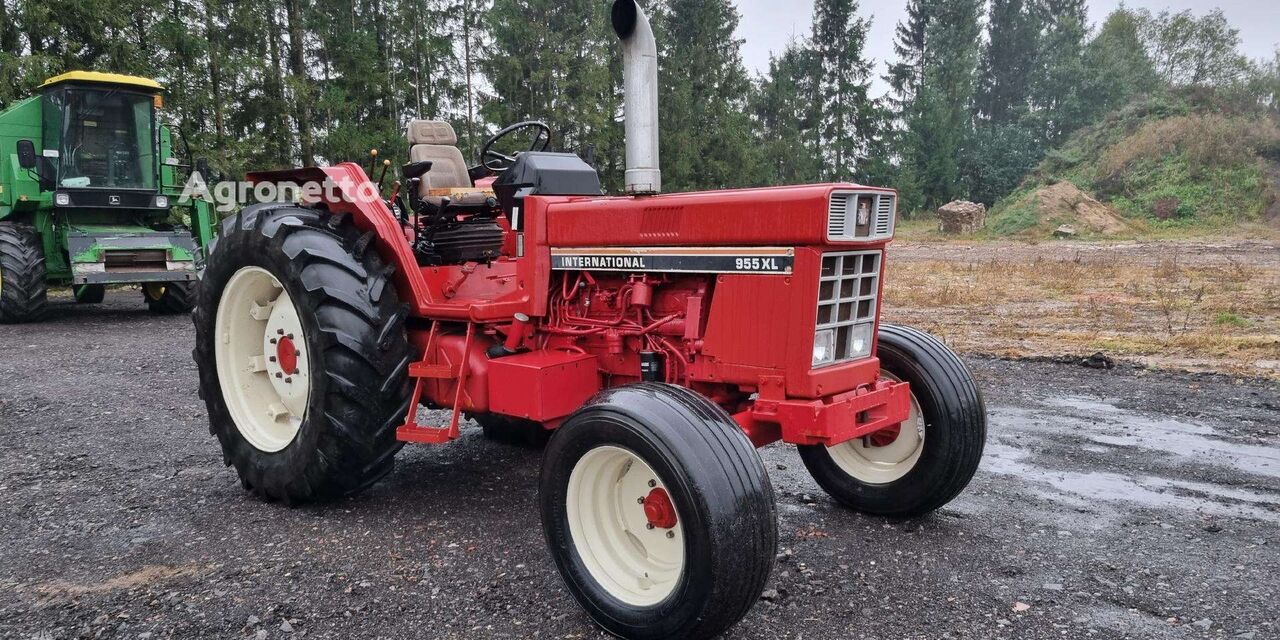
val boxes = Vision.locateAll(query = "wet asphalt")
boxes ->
[0,294,1277,639]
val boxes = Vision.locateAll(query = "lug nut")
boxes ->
[285,377,293,384]
[287,333,294,340]
[293,369,300,375]
[666,531,675,539]
[647,479,657,488]
[275,372,283,379]
[269,356,277,362]
[270,338,277,344]
[646,523,654,530]
[277,329,285,335]
[295,350,301,357]
[637,497,645,504]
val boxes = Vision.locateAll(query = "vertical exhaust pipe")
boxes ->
[611,0,661,195]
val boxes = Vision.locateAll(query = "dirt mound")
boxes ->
[1021,182,1129,235]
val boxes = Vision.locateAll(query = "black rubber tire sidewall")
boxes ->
[146,281,194,314]
[0,222,48,323]
[540,384,777,640]
[797,324,986,518]
[193,204,411,503]
[74,284,106,304]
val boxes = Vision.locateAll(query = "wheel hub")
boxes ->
[642,488,678,529]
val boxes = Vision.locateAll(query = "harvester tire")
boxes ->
[797,324,986,518]
[74,284,106,304]
[0,222,48,324]
[144,281,194,314]
[540,383,777,640]
[475,413,551,448]
[193,204,412,504]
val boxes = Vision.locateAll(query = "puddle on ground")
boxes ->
[983,442,1280,524]
[995,396,1279,479]
[981,396,1280,524]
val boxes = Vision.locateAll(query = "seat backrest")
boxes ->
[407,120,471,195]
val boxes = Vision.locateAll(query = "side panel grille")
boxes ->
[827,191,896,241]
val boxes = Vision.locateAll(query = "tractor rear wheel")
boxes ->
[0,222,48,324]
[74,284,106,304]
[475,413,551,448]
[540,383,777,640]
[797,324,985,518]
[193,204,412,503]
[144,281,194,314]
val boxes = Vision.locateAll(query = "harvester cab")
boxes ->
[193,1,987,638]
[0,71,217,322]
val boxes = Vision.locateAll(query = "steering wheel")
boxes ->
[480,121,551,172]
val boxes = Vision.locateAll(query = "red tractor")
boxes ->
[193,2,985,637]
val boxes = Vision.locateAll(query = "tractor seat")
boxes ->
[407,120,490,206]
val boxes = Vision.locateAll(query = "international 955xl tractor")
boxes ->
[0,71,216,323]
[193,2,986,637]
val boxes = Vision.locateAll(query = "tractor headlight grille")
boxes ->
[813,250,880,368]
[827,191,896,242]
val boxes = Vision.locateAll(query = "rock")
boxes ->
[1013,602,1032,612]
[280,619,294,632]
[1192,619,1213,629]
[1043,583,1064,591]
[247,615,260,627]
[1053,224,1077,238]
[937,200,987,234]
[760,589,780,601]
[1081,352,1115,370]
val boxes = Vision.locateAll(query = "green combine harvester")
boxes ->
[0,71,216,323]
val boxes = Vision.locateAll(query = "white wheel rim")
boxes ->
[566,445,685,607]
[214,266,311,453]
[827,372,925,484]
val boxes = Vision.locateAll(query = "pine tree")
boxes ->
[884,0,929,117]
[912,0,982,208]
[811,0,878,182]
[1029,0,1089,143]
[657,0,760,191]
[976,0,1040,124]
[1080,9,1160,119]
[751,42,821,185]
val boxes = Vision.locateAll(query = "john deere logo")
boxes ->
[109,195,121,205]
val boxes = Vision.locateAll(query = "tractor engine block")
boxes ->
[540,272,710,387]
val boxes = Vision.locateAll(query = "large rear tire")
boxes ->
[797,324,985,518]
[193,204,412,503]
[145,281,194,314]
[0,222,48,324]
[540,383,777,640]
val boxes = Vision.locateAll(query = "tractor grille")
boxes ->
[827,192,896,241]
[814,250,881,366]
[104,249,169,272]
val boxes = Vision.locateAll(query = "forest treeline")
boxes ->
[1,0,1277,212]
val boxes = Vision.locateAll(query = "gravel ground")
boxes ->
[1,294,1277,640]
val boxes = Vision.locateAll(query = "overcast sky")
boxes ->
[734,0,1280,96]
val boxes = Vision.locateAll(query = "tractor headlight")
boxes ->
[812,329,836,367]
[154,195,170,209]
[847,322,874,360]
[55,192,70,206]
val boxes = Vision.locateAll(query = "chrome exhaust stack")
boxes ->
[611,0,661,195]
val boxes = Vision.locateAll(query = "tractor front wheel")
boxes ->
[74,284,106,304]
[797,324,986,518]
[0,222,48,324]
[540,383,777,640]
[144,282,194,314]
[193,204,412,503]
